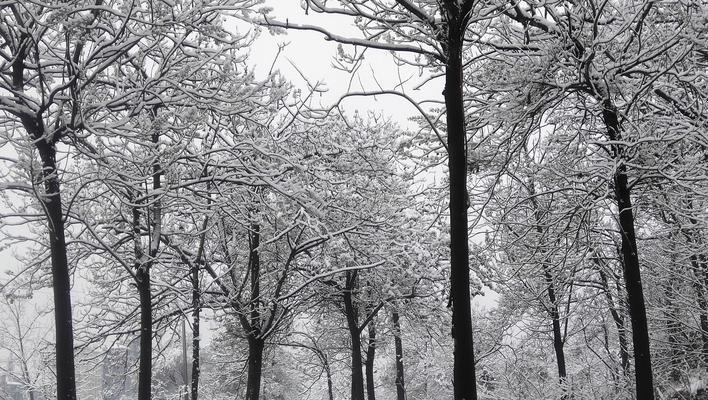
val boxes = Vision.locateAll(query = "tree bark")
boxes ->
[698,253,708,368]
[392,309,406,400]
[664,278,682,381]
[598,269,630,375]
[443,8,478,400]
[137,269,152,400]
[245,337,265,400]
[365,320,376,400]
[528,177,567,387]
[137,124,162,400]
[602,100,655,400]
[35,138,77,400]
[190,188,212,400]
[325,360,335,400]
[191,263,200,400]
[682,208,708,368]
[690,254,708,367]
[544,269,567,383]
[697,289,708,367]
[11,26,78,399]
[344,271,365,400]
[245,220,264,400]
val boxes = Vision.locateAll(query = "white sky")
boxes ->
[241,1,444,128]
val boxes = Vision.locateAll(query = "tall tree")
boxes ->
[391,306,406,400]
[467,1,706,396]
[63,4,266,397]
[262,2,489,396]
[0,2,148,397]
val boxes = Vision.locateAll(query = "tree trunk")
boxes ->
[544,269,567,383]
[617,311,630,377]
[365,320,376,400]
[36,141,77,400]
[664,279,682,382]
[344,271,365,400]
[443,10,478,400]
[528,177,567,388]
[22,358,35,400]
[602,100,654,400]
[137,123,161,400]
[698,290,708,367]
[245,220,264,400]
[682,208,708,369]
[325,361,335,400]
[698,254,708,369]
[137,269,152,400]
[190,210,210,400]
[598,269,630,375]
[690,255,708,367]
[392,309,406,400]
[12,300,37,400]
[245,337,264,400]
[191,264,200,400]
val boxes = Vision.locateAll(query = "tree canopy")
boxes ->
[1,1,707,400]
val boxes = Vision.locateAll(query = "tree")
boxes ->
[391,306,406,400]
[261,2,492,397]
[465,1,707,396]
[0,295,54,400]
[0,2,148,397]
[60,3,272,398]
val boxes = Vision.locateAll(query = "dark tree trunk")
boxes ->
[35,141,77,400]
[698,254,708,368]
[690,255,708,367]
[598,269,630,375]
[137,269,152,400]
[246,337,264,400]
[392,309,406,400]
[365,320,376,400]
[310,343,334,400]
[664,279,682,381]
[191,264,200,400]
[326,362,335,400]
[136,124,161,400]
[698,302,708,366]
[602,100,654,400]
[683,209,708,368]
[617,309,630,376]
[529,178,567,387]
[190,209,210,400]
[544,269,567,383]
[13,33,78,400]
[443,9,478,400]
[245,221,264,400]
[344,271,365,400]
[699,296,708,367]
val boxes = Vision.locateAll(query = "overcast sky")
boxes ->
[243,1,444,127]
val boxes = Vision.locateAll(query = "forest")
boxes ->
[0,0,706,399]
